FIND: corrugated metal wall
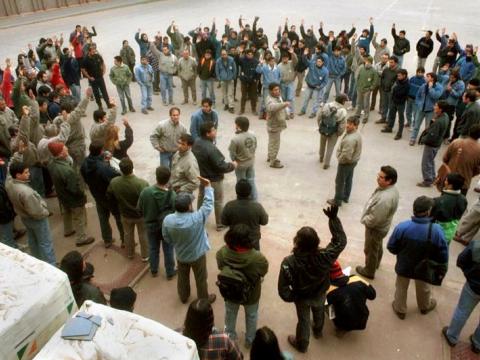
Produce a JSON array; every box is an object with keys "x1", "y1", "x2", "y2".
[{"x1": 0, "y1": 0, "x2": 101, "y2": 17}]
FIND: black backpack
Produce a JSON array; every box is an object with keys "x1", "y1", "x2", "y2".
[
  {"x1": 319, "y1": 106, "x2": 338, "y2": 136},
  {"x1": 216, "y1": 265, "x2": 253, "y2": 304},
  {"x1": 156, "y1": 190, "x2": 175, "y2": 236}
]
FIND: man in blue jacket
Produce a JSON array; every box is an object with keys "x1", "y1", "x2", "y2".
[
  {"x1": 323, "y1": 41, "x2": 346, "y2": 103},
  {"x1": 216, "y1": 49, "x2": 237, "y2": 113},
  {"x1": 298, "y1": 50, "x2": 329, "y2": 118},
  {"x1": 442, "y1": 240, "x2": 480, "y2": 353},
  {"x1": 405, "y1": 67, "x2": 426, "y2": 128},
  {"x1": 256, "y1": 54, "x2": 281, "y2": 119},
  {"x1": 387, "y1": 196, "x2": 448, "y2": 320},
  {"x1": 190, "y1": 98, "x2": 219, "y2": 141},
  {"x1": 357, "y1": 17, "x2": 374, "y2": 55}
]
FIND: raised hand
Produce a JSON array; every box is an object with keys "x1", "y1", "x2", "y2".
[{"x1": 323, "y1": 205, "x2": 339, "y2": 219}]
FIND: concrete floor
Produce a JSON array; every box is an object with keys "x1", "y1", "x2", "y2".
[{"x1": 2, "y1": 0, "x2": 480, "y2": 359}]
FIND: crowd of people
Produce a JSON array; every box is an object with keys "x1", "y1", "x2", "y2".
[{"x1": 1, "y1": 12, "x2": 480, "y2": 359}]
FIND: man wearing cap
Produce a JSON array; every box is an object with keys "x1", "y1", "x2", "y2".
[
  {"x1": 387, "y1": 196, "x2": 448, "y2": 319},
  {"x1": 170, "y1": 133, "x2": 200, "y2": 193},
  {"x1": 162, "y1": 176, "x2": 217, "y2": 304},
  {"x1": 356, "y1": 166, "x2": 399, "y2": 279},
  {"x1": 221, "y1": 179, "x2": 268, "y2": 250}
]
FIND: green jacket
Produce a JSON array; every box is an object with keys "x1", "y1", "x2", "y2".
[
  {"x1": 137, "y1": 185, "x2": 176, "y2": 224},
  {"x1": 48, "y1": 157, "x2": 86, "y2": 208},
  {"x1": 120, "y1": 45, "x2": 136, "y2": 66},
  {"x1": 356, "y1": 65, "x2": 379, "y2": 92},
  {"x1": 216, "y1": 246, "x2": 269, "y2": 305},
  {"x1": 107, "y1": 174, "x2": 149, "y2": 218},
  {"x1": 109, "y1": 64, "x2": 132, "y2": 87}
]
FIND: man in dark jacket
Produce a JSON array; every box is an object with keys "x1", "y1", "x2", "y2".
[
  {"x1": 48, "y1": 142, "x2": 94, "y2": 247},
  {"x1": 192, "y1": 121, "x2": 236, "y2": 230},
  {"x1": 238, "y1": 49, "x2": 259, "y2": 114},
  {"x1": 387, "y1": 196, "x2": 448, "y2": 320},
  {"x1": 327, "y1": 261, "x2": 376, "y2": 332},
  {"x1": 442, "y1": 240, "x2": 480, "y2": 353},
  {"x1": 416, "y1": 31, "x2": 434, "y2": 69},
  {"x1": 278, "y1": 205, "x2": 347, "y2": 353},
  {"x1": 221, "y1": 180, "x2": 268, "y2": 250},
  {"x1": 391, "y1": 24, "x2": 410, "y2": 67},
  {"x1": 458, "y1": 90, "x2": 480, "y2": 138},
  {"x1": 376, "y1": 56, "x2": 399, "y2": 123},
  {"x1": 382, "y1": 69, "x2": 410, "y2": 139},
  {"x1": 216, "y1": 224, "x2": 268, "y2": 348},
  {"x1": 81, "y1": 142, "x2": 123, "y2": 248},
  {"x1": 417, "y1": 100, "x2": 449, "y2": 187}
]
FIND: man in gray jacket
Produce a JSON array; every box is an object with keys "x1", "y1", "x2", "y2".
[
  {"x1": 5, "y1": 162, "x2": 56, "y2": 265},
  {"x1": 275, "y1": 47, "x2": 298, "y2": 118},
  {"x1": 266, "y1": 82, "x2": 289, "y2": 169},
  {"x1": 150, "y1": 43, "x2": 178, "y2": 106},
  {"x1": 170, "y1": 133, "x2": 200, "y2": 193},
  {"x1": 357, "y1": 166, "x2": 400, "y2": 279},
  {"x1": 0, "y1": 97, "x2": 18, "y2": 184},
  {"x1": 150, "y1": 107, "x2": 187, "y2": 168},
  {"x1": 229, "y1": 116, "x2": 258, "y2": 199},
  {"x1": 177, "y1": 49, "x2": 197, "y2": 105},
  {"x1": 89, "y1": 100, "x2": 117, "y2": 144},
  {"x1": 328, "y1": 116, "x2": 362, "y2": 206}
]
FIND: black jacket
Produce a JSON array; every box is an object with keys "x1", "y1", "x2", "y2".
[
  {"x1": 192, "y1": 137, "x2": 235, "y2": 182},
  {"x1": 391, "y1": 29, "x2": 410, "y2": 56},
  {"x1": 380, "y1": 66, "x2": 398, "y2": 92},
  {"x1": 112, "y1": 125, "x2": 133, "y2": 160},
  {"x1": 327, "y1": 276, "x2": 376, "y2": 331},
  {"x1": 80, "y1": 154, "x2": 120, "y2": 202},
  {"x1": 421, "y1": 113, "x2": 449, "y2": 147},
  {"x1": 459, "y1": 102, "x2": 480, "y2": 137},
  {"x1": 238, "y1": 56, "x2": 259, "y2": 83},
  {"x1": 278, "y1": 217, "x2": 347, "y2": 302},
  {"x1": 431, "y1": 190, "x2": 468, "y2": 222},
  {"x1": 0, "y1": 184, "x2": 15, "y2": 224},
  {"x1": 391, "y1": 78, "x2": 410, "y2": 105},
  {"x1": 416, "y1": 37, "x2": 434, "y2": 58},
  {"x1": 458, "y1": 240, "x2": 480, "y2": 295}
]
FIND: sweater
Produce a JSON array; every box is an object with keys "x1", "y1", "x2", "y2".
[
  {"x1": 107, "y1": 174, "x2": 149, "y2": 218},
  {"x1": 360, "y1": 185, "x2": 399, "y2": 233},
  {"x1": 137, "y1": 185, "x2": 176, "y2": 225}
]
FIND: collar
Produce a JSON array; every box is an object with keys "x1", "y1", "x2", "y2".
[
  {"x1": 411, "y1": 216, "x2": 432, "y2": 223},
  {"x1": 443, "y1": 189, "x2": 461, "y2": 195}
]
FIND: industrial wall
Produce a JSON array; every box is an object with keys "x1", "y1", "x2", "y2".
[{"x1": 0, "y1": 0, "x2": 101, "y2": 17}]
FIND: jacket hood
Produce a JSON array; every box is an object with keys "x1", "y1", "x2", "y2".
[
  {"x1": 82, "y1": 155, "x2": 102, "y2": 175},
  {"x1": 222, "y1": 247, "x2": 257, "y2": 269}
]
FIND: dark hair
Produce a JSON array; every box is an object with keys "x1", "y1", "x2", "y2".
[
  {"x1": 469, "y1": 124, "x2": 480, "y2": 140},
  {"x1": 469, "y1": 78, "x2": 480, "y2": 87},
  {"x1": 110, "y1": 286, "x2": 137, "y2": 312},
  {"x1": 380, "y1": 165, "x2": 398, "y2": 185},
  {"x1": 60, "y1": 250, "x2": 84, "y2": 285},
  {"x1": 199, "y1": 121, "x2": 215, "y2": 138},
  {"x1": 464, "y1": 89, "x2": 477, "y2": 103},
  {"x1": 236, "y1": 179, "x2": 252, "y2": 199},
  {"x1": 245, "y1": 48, "x2": 254, "y2": 55},
  {"x1": 335, "y1": 94, "x2": 348, "y2": 104},
  {"x1": 36, "y1": 70, "x2": 46, "y2": 81},
  {"x1": 427, "y1": 30, "x2": 433, "y2": 36},
  {"x1": 294, "y1": 226, "x2": 320, "y2": 253},
  {"x1": 268, "y1": 82, "x2": 280, "y2": 91},
  {"x1": 346, "y1": 115, "x2": 360, "y2": 126},
  {"x1": 426, "y1": 72, "x2": 437, "y2": 83},
  {"x1": 122, "y1": 40, "x2": 128, "y2": 46},
  {"x1": 119, "y1": 157, "x2": 133, "y2": 175},
  {"x1": 381, "y1": 38, "x2": 388, "y2": 44},
  {"x1": 114, "y1": 55, "x2": 122, "y2": 63},
  {"x1": 183, "y1": 299, "x2": 214, "y2": 352},
  {"x1": 89, "y1": 141, "x2": 104, "y2": 156},
  {"x1": 9, "y1": 161, "x2": 26, "y2": 179},
  {"x1": 179, "y1": 133, "x2": 194, "y2": 146},
  {"x1": 436, "y1": 100, "x2": 449, "y2": 113},
  {"x1": 37, "y1": 97, "x2": 48, "y2": 107},
  {"x1": 389, "y1": 55, "x2": 399, "y2": 63},
  {"x1": 225, "y1": 224, "x2": 253, "y2": 249},
  {"x1": 446, "y1": 172, "x2": 465, "y2": 190},
  {"x1": 450, "y1": 70, "x2": 460, "y2": 80},
  {"x1": 413, "y1": 196, "x2": 434, "y2": 216},
  {"x1": 399, "y1": 30, "x2": 406, "y2": 35},
  {"x1": 38, "y1": 85, "x2": 52, "y2": 97},
  {"x1": 204, "y1": 49, "x2": 212, "y2": 55},
  {"x1": 398, "y1": 69, "x2": 408, "y2": 77},
  {"x1": 169, "y1": 106, "x2": 181, "y2": 115},
  {"x1": 235, "y1": 116, "x2": 249, "y2": 132},
  {"x1": 201, "y1": 98, "x2": 213, "y2": 106},
  {"x1": 93, "y1": 109, "x2": 106, "y2": 123},
  {"x1": 61, "y1": 102, "x2": 74, "y2": 113},
  {"x1": 155, "y1": 166, "x2": 171, "y2": 185},
  {"x1": 416, "y1": 67, "x2": 425, "y2": 73},
  {"x1": 250, "y1": 326, "x2": 284, "y2": 360}
]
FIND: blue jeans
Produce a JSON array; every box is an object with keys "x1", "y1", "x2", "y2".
[
  {"x1": 300, "y1": 86, "x2": 325, "y2": 115},
  {"x1": 410, "y1": 110, "x2": 434, "y2": 141},
  {"x1": 421, "y1": 145, "x2": 439, "y2": 184},
  {"x1": 95, "y1": 199, "x2": 124, "y2": 244},
  {"x1": 160, "y1": 151, "x2": 175, "y2": 169},
  {"x1": 0, "y1": 221, "x2": 16, "y2": 249},
  {"x1": 446, "y1": 282, "x2": 480, "y2": 348},
  {"x1": 70, "y1": 84, "x2": 81, "y2": 104},
  {"x1": 139, "y1": 83, "x2": 153, "y2": 110},
  {"x1": 200, "y1": 79, "x2": 215, "y2": 103},
  {"x1": 405, "y1": 97, "x2": 417, "y2": 126},
  {"x1": 280, "y1": 82, "x2": 295, "y2": 113},
  {"x1": 235, "y1": 166, "x2": 257, "y2": 201},
  {"x1": 348, "y1": 76, "x2": 357, "y2": 106},
  {"x1": 160, "y1": 73, "x2": 173, "y2": 103},
  {"x1": 146, "y1": 222, "x2": 176, "y2": 276},
  {"x1": 323, "y1": 77, "x2": 342, "y2": 102},
  {"x1": 225, "y1": 301, "x2": 259, "y2": 345},
  {"x1": 22, "y1": 217, "x2": 56, "y2": 265},
  {"x1": 334, "y1": 162, "x2": 357, "y2": 203},
  {"x1": 396, "y1": 54, "x2": 404, "y2": 68}
]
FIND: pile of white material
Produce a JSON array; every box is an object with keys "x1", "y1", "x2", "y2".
[
  {"x1": 0, "y1": 243, "x2": 77, "y2": 360},
  {"x1": 35, "y1": 301, "x2": 199, "y2": 360}
]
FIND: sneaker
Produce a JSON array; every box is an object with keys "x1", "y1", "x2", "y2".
[
  {"x1": 76, "y1": 237, "x2": 95, "y2": 247},
  {"x1": 362, "y1": 118, "x2": 368, "y2": 124},
  {"x1": 270, "y1": 160, "x2": 284, "y2": 169},
  {"x1": 355, "y1": 265, "x2": 374, "y2": 280},
  {"x1": 129, "y1": 108, "x2": 136, "y2": 112},
  {"x1": 420, "y1": 299, "x2": 437, "y2": 315},
  {"x1": 381, "y1": 127, "x2": 393, "y2": 133},
  {"x1": 141, "y1": 109, "x2": 148, "y2": 115},
  {"x1": 228, "y1": 107, "x2": 235, "y2": 114},
  {"x1": 208, "y1": 294, "x2": 216, "y2": 304},
  {"x1": 297, "y1": 111, "x2": 306, "y2": 116},
  {"x1": 375, "y1": 118, "x2": 387, "y2": 124},
  {"x1": 392, "y1": 302, "x2": 406, "y2": 320},
  {"x1": 224, "y1": 104, "x2": 229, "y2": 111},
  {"x1": 441, "y1": 326, "x2": 456, "y2": 347},
  {"x1": 141, "y1": 256, "x2": 150, "y2": 262},
  {"x1": 104, "y1": 241, "x2": 113, "y2": 248},
  {"x1": 394, "y1": 134, "x2": 402, "y2": 140},
  {"x1": 416, "y1": 181, "x2": 432, "y2": 188},
  {"x1": 238, "y1": 110, "x2": 245, "y2": 115},
  {"x1": 287, "y1": 335, "x2": 306, "y2": 353},
  {"x1": 323, "y1": 164, "x2": 329, "y2": 170},
  {"x1": 147, "y1": 106, "x2": 154, "y2": 111},
  {"x1": 64, "y1": 230, "x2": 76, "y2": 237},
  {"x1": 409, "y1": 139, "x2": 415, "y2": 146}
]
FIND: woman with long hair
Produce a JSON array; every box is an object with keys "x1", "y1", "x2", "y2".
[
  {"x1": 250, "y1": 327, "x2": 293, "y2": 360},
  {"x1": 183, "y1": 299, "x2": 243, "y2": 359},
  {"x1": 103, "y1": 119, "x2": 133, "y2": 160}
]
